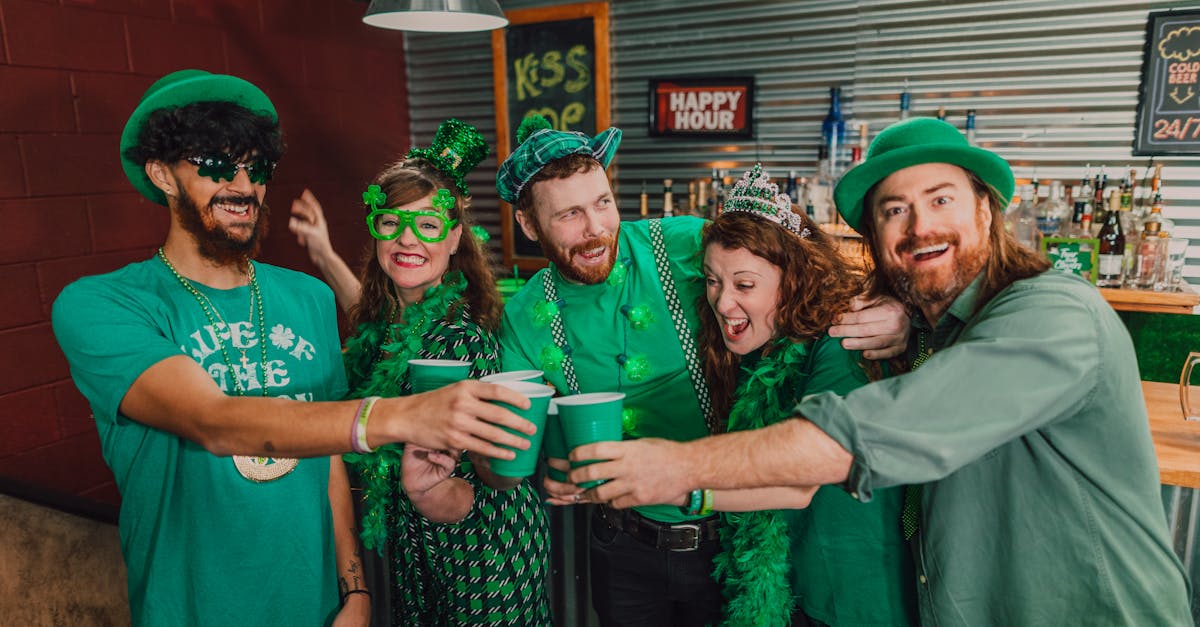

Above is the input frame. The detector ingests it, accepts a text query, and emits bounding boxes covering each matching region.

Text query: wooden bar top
[1100,285,1199,315]
[1145,380,1200,488]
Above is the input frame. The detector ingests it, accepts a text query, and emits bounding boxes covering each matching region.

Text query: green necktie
[901,333,932,540]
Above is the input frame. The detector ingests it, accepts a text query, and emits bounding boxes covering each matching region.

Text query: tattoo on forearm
[263,440,276,453]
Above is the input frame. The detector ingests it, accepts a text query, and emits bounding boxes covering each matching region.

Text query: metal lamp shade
[363,0,508,33]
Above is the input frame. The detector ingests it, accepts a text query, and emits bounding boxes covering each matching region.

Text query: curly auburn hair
[699,211,866,423]
[123,101,284,166]
[348,158,502,331]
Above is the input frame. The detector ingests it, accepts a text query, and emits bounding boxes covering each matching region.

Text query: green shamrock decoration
[470,225,491,242]
[431,188,455,212]
[623,354,650,382]
[540,345,565,372]
[606,261,628,286]
[625,304,654,331]
[362,184,386,210]
[621,407,640,437]
[532,300,559,327]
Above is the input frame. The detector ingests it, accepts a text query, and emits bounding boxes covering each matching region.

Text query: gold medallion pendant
[233,455,299,482]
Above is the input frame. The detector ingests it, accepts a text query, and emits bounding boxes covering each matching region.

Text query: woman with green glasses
[289,119,551,626]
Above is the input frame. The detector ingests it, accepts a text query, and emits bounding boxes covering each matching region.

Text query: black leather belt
[594,504,721,552]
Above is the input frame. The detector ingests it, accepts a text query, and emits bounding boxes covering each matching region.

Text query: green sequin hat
[496,115,622,203]
[833,117,1014,231]
[406,118,489,197]
[722,164,811,239]
[120,69,278,206]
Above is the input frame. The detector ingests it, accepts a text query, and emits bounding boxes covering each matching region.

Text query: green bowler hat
[833,117,1014,232]
[120,69,278,206]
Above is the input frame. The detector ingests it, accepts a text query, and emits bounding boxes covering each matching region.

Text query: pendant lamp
[363,0,508,33]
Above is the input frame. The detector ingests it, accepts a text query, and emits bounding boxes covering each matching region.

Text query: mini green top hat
[833,117,1014,231]
[496,115,622,204]
[406,118,489,197]
[120,69,277,206]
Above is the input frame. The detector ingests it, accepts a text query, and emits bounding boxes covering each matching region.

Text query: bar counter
[1146,380,1200,488]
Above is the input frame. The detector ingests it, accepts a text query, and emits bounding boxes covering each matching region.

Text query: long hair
[858,168,1050,316]
[348,158,502,331]
[699,211,865,423]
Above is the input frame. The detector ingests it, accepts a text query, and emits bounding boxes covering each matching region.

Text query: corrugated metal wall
[406,0,1200,285]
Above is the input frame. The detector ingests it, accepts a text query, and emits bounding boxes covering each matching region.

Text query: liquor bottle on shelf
[852,122,869,167]
[639,180,649,218]
[1091,166,1109,231]
[696,177,709,219]
[1068,166,1093,238]
[899,79,911,120]
[1007,184,1039,250]
[661,179,674,218]
[801,177,815,218]
[1096,203,1125,287]
[686,180,697,216]
[708,168,722,216]
[822,86,846,178]
[1036,180,1068,238]
[785,170,800,206]
[1133,191,1172,289]
[936,105,946,121]
[1119,167,1136,216]
[965,109,977,146]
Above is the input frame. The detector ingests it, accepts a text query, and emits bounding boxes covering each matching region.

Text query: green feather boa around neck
[713,336,812,627]
[340,272,469,551]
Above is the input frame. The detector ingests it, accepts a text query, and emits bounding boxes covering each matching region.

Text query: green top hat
[833,117,1014,232]
[120,69,277,206]
[405,118,489,197]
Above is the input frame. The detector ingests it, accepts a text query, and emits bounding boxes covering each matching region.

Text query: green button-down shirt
[796,270,1190,626]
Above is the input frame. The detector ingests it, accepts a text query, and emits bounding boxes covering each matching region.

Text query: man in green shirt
[571,117,1192,625]
[51,69,535,626]
[495,115,908,626]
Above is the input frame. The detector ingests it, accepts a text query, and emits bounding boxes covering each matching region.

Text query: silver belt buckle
[665,522,702,551]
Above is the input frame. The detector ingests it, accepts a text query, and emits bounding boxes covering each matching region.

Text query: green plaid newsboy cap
[496,114,622,204]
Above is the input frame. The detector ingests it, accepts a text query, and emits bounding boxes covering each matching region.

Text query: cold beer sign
[650,77,754,138]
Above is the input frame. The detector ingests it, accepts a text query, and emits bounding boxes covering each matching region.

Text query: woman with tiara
[694,165,915,627]
[289,119,551,625]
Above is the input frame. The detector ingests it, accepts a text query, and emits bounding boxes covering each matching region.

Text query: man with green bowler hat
[495,114,912,626]
[571,117,1191,625]
[50,69,536,626]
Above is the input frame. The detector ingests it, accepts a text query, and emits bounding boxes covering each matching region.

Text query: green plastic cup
[488,381,555,478]
[542,400,569,482]
[556,392,625,488]
[479,370,544,384]
[408,359,471,393]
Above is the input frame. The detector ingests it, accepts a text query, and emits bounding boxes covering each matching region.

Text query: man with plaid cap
[569,117,1191,626]
[495,115,909,626]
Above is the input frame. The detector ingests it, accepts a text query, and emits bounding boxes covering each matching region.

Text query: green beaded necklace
[157,247,268,396]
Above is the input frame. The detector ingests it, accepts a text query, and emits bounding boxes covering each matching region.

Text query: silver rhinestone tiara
[721,164,810,238]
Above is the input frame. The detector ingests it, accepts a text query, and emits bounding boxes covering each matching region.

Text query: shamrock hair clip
[431,188,455,213]
[363,184,387,210]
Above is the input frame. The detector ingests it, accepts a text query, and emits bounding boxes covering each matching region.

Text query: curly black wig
[123,100,284,168]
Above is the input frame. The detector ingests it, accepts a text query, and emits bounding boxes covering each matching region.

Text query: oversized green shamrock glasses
[185,154,276,185]
[364,185,459,243]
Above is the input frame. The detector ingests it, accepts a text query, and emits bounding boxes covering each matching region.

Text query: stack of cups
[554,392,626,488]
[408,359,472,393]
[486,380,556,478]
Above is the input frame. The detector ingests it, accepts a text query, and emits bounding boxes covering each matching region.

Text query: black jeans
[589,510,723,627]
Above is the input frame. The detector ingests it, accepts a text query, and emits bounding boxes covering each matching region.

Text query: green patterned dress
[342,275,551,626]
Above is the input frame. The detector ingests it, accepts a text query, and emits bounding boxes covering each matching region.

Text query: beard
[174,185,268,266]
[879,211,989,314]
[534,220,619,285]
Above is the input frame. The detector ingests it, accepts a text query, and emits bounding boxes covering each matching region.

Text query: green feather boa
[713,337,812,627]
[340,272,468,551]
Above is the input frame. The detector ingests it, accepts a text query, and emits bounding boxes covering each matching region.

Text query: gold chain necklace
[156,247,294,483]
[157,247,267,395]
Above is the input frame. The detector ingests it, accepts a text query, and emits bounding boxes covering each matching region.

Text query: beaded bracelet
[351,396,381,454]
[699,488,714,516]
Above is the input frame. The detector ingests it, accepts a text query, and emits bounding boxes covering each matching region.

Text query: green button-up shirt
[796,270,1190,626]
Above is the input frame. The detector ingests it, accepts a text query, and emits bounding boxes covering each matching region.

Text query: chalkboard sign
[492,2,611,270]
[1134,8,1200,155]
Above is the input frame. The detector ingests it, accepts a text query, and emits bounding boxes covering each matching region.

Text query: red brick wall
[0,0,410,506]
